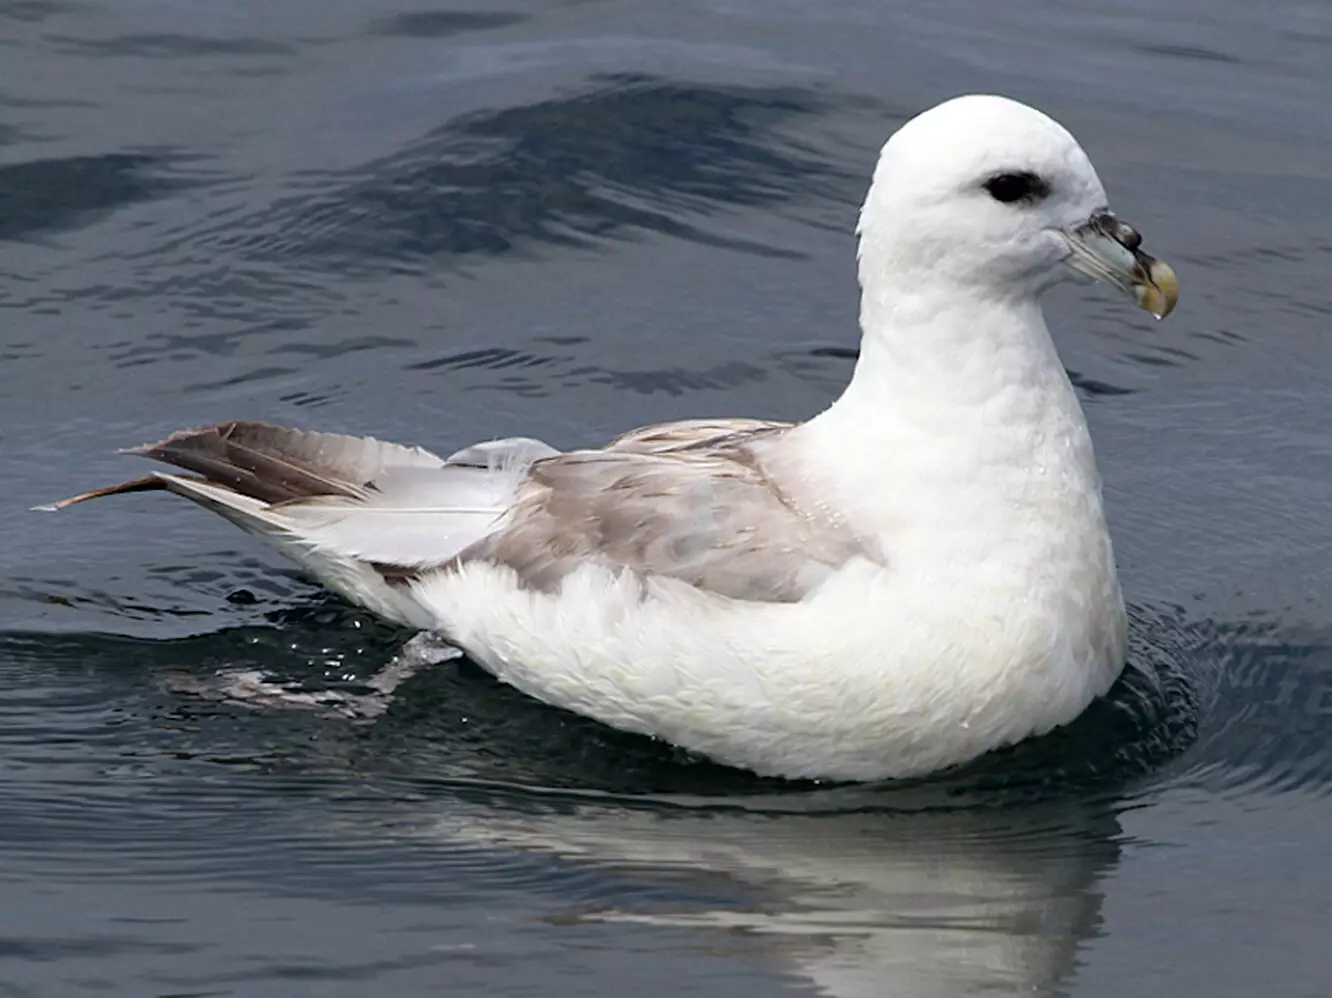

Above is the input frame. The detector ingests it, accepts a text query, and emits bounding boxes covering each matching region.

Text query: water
[2,0,1331,994]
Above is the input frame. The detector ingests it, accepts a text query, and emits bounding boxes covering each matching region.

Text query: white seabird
[44,94,1179,782]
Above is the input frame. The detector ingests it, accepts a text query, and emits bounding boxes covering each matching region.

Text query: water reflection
[427,795,1120,997]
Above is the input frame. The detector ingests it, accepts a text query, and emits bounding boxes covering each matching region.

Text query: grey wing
[607,417,794,454]
[459,421,870,602]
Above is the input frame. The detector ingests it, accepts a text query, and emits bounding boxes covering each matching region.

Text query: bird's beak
[1060,211,1179,319]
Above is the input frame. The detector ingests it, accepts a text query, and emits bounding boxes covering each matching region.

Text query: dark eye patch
[983,171,1051,204]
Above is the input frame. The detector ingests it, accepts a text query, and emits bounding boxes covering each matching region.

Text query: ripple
[0,601,1227,815]
[1161,619,1332,800]
[1136,43,1243,65]
[44,33,298,59]
[0,0,74,26]
[0,153,197,242]
[215,74,847,276]
[404,345,776,400]
[368,11,530,39]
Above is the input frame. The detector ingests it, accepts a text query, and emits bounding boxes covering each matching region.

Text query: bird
[42,94,1178,783]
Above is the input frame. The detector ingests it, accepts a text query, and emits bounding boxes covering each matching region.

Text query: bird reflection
[426,794,1120,997]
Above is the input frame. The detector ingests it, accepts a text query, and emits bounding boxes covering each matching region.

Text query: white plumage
[45,94,1179,782]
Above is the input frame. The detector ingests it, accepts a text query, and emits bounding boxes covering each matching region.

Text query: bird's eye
[983,171,1051,204]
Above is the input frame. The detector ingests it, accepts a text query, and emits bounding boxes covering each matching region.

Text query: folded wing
[458,419,871,602]
[40,421,559,626]
[43,418,874,620]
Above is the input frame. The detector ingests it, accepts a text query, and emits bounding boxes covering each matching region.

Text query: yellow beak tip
[1136,258,1179,319]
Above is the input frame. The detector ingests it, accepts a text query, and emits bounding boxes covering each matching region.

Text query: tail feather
[262,466,525,568]
[123,421,448,503]
[34,475,174,511]
[37,422,562,628]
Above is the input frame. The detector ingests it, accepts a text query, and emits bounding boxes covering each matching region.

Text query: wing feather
[459,421,872,602]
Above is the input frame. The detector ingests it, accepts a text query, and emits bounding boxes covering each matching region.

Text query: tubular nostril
[1115,219,1142,252]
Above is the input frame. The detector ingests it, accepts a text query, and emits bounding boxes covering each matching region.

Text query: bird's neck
[784,284,1125,688]
[793,287,1109,566]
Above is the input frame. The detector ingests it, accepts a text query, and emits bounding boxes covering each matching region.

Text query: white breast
[409,292,1127,782]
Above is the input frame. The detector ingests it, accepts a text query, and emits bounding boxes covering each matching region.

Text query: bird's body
[44,95,1178,782]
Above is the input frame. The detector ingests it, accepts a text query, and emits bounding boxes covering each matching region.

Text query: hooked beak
[1060,212,1179,319]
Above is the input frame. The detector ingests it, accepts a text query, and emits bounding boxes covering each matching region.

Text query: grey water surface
[2,0,1331,995]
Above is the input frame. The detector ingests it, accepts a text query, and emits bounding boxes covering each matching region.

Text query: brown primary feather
[122,421,446,504]
[38,420,456,531]
[35,475,176,511]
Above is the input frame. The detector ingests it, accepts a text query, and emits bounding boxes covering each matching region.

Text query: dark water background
[3,1,1331,995]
